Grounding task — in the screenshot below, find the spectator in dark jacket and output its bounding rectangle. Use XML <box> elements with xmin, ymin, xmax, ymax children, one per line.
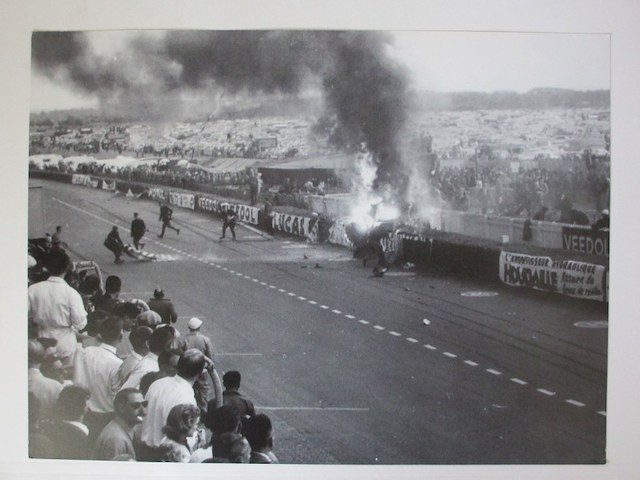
<box><xmin>130</xmin><ymin>212</ymin><xmax>147</xmax><ymax>250</ymax></box>
<box><xmin>244</xmin><ymin>414</ymin><xmax>279</xmax><ymax>464</ymax></box>
<box><xmin>222</xmin><ymin>370</ymin><xmax>255</xmax><ymax>425</ymax></box>
<box><xmin>40</xmin><ymin>385</ymin><xmax>92</xmax><ymax>460</ymax></box>
<box><xmin>104</xmin><ymin>226</ymin><xmax>125</xmax><ymax>264</ymax></box>
<box><xmin>147</xmin><ymin>287</ymin><xmax>178</xmax><ymax>324</ymax></box>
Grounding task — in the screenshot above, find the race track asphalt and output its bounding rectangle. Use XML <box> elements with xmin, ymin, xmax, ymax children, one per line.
<box><xmin>30</xmin><ymin>179</ymin><xmax>608</xmax><ymax>464</ymax></box>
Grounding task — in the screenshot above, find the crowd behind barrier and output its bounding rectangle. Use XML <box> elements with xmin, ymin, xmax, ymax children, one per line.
<box><xmin>29</xmin><ymin>151</ymin><xmax>609</xmax><ymax>298</ymax></box>
<box><xmin>29</xmin><ymin>146</ymin><xmax>609</xmax><ymax>219</ymax></box>
<box><xmin>27</xmin><ymin>245</ymin><xmax>279</xmax><ymax>463</ymax></box>
<box><xmin>29</xmin><ymin>158</ymin><xmax>610</xmax><ymax>260</ymax></box>
<box><xmin>430</xmin><ymin>150</ymin><xmax>610</xmax><ymax>217</ymax></box>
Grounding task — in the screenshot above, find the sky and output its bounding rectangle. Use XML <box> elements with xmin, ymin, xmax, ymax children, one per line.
<box><xmin>390</xmin><ymin>31</ymin><xmax>610</xmax><ymax>93</ymax></box>
<box><xmin>29</xmin><ymin>30</ymin><xmax>610</xmax><ymax>112</ymax></box>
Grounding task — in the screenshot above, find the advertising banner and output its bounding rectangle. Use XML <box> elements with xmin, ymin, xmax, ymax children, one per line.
<box><xmin>168</xmin><ymin>192</ymin><xmax>195</xmax><ymax>210</ymax></box>
<box><xmin>380</xmin><ymin>232</ymin><xmax>398</xmax><ymax>254</ymax></box>
<box><xmin>500</xmin><ymin>251</ymin><xmax>606</xmax><ymax>302</ymax></box>
<box><xmin>562</xmin><ymin>226</ymin><xmax>609</xmax><ymax>257</ymax></box>
<box><xmin>71</xmin><ymin>174</ymin><xmax>92</xmax><ymax>186</ymax></box>
<box><xmin>101</xmin><ymin>179</ymin><xmax>117</xmax><ymax>190</ymax></box>
<box><xmin>272</xmin><ymin>212</ymin><xmax>311</xmax><ymax>238</ymax></box>
<box><xmin>397</xmin><ymin>232</ymin><xmax>429</xmax><ymax>243</ymax></box>
<box><xmin>233</xmin><ymin>204</ymin><xmax>259</xmax><ymax>225</ymax></box>
<box><xmin>197</xmin><ymin>196</ymin><xmax>224</xmax><ymax>214</ymax></box>
<box><xmin>147</xmin><ymin>188</ymin><xmax>165</xmax><ymax>200</ymax></box>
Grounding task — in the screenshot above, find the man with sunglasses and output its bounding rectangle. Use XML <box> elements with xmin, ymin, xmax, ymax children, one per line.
<box><xmin>93</xmin><ymin>388</ymin><xmax>147</xmax><ymax>461</ymax></box>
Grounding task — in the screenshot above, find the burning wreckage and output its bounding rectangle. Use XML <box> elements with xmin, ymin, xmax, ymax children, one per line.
<box><xmin>32</xmin><ymin>30</ymin><xmax>442</xmax><ymax>273</ymax></box>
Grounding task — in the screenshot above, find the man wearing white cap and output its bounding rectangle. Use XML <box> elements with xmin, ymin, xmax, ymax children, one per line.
<box><xmin>178</xmin><ymin>317</ymin><xmax>223</xmax><ymax>417</ymax></box>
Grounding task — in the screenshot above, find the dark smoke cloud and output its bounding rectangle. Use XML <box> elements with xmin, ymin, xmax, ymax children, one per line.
<box><xmin>321</xmin><ymin>32</ymin><xmax>409</xmax><ymax>191</ymax></box>
<box><xmin>165</xmin><ymin>31</ymin><xmax>323</xmax><ymax>94</ymax></box>
<box><xmin>31</xmin><ymin>30</ymin><xmax>410</xmax><ymax>192</ymax></box>
<box><xmin>32</xmin><ymin>31</ymin><xmax>87</xmax><ymax>70</ymax></box>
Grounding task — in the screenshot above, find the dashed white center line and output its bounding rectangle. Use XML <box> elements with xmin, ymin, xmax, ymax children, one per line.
<box><xmin>182</xmin><ymin>254</ymin><xmax>598</xmax><ymax>419</ymax></box>
<box><xmin>537</xmin><ymin>388</ymin><xmax>556</xmax><ymax>396</ymax></box>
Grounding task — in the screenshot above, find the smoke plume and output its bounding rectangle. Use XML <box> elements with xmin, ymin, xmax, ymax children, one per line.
<box><xmin>32</xmin><ymin>30</ymin><xmax>411</xmax><ymax>193</ymax></box>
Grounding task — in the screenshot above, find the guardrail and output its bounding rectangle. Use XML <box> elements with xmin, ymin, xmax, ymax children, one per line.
<box><xmin>306</xmin><ymin>193</ymin><xmax>606</xmax><ymax>256</ymax></box>
<box><xmin>30</xmin><ymin>169</ymin><xmax>608</xmax><ymax>301</ymax></box>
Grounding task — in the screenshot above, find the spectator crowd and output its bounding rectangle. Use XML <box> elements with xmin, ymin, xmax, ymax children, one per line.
<box><xmin>27</xmin><ymin>242</ymin><xmax>279</xmax><ymax>464</ymax></box>
<box><xmin>30</xmin><ymin>146</ymin><xmax>609</xmax><ymax>220</ymax></box>
<box><xmin>430</xmin><ymin>150</ymin><xmax>610</xmax><ymax>217</ymax></box>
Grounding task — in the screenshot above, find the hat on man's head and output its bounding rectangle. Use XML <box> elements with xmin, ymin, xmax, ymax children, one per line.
<box><xmin>137</xmin><ymin>310</ymin><xmax>162</xmax><ymax>328</ymax></box>
<box><xmin>601</xmin><ymin>209</ymin><xmax>609</xmax><ymax>216</ymax></box>
<box><xmin>153</xmin><ymin>287</ymin><xmax>164</xmax><ymax>299</ymax></box>
<box><xmin>188</xmin><ymin>317</ymin><xmax>203</xmax><ymax>330</ymax></box>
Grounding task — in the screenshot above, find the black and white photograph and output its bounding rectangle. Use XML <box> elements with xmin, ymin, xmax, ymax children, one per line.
<box><xmin>4</xmin><ymin>1</ymin><xmax>640</xmax><ymax>479</ymax></box>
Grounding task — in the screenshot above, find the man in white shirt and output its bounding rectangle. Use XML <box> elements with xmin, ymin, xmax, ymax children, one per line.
<box><xmin>28</xmin><ymin>250</ymin><xmax>87</xmax><ymax>366</ymax></box>
<box><xmin>140</xmin><ymin>349</ymin><xmax>206</xmax><ymax>455</ymax></box>
<box><xmin>119</xmin><ymin>326</ymin><xmax>173</xmax><ymax>391</ymax></box>
<box><xmin>73</xmin><ymin>317</ymin><xmax>123</xmax><ymax>442</ymax></box>
<box><xmin>118</xmin><ymin>325</ymin><xmax>153</xmax><ymax>388</ymax></box>
<box><xmin>28</xmin><ymin>339</ymin><xmax>63</xmax><ymax>420</ymax></box>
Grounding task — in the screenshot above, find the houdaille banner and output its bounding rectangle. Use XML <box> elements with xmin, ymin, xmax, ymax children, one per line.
<box><xmin>499</xmin><ymin>251</ymin><xmax>607</xmax><ymax>302</ymax></box>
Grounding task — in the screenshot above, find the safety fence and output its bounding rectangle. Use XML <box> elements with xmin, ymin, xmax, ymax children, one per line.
<box><xmin>30</xmin><ymin>170</ymin><xmax>609</xmax><ymax>302</ymax></box>
<box><xmin>307</xmin><ymin>193</ymin><xmax>609</xmax><ymax>257</ymax></box>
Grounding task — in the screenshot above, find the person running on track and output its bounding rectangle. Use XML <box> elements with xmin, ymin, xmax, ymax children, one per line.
<box><xmin>158</xmin><ymin>203</ymin><xmax>180</xmax><ymax>238</ymax></box>
<box><xmin>219</xmin><ymin>208</ymin><xmax>237</xmax><ymax>241</ymax></box>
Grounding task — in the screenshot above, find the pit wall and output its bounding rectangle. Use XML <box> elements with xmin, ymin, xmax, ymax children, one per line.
<box><xmin>307</xmin><ymin>193</ymin><xmax>609</xmax><ymax>257</ymax></box>
<box><xmin>400</xmin><ymin>234</ymin><xmax>607</xmax><ymax>303</ymax></box>
<box><xmin>30</xmin><ymin>171</ymin><xmax>608</xmax><ymax>302</ymax></box>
